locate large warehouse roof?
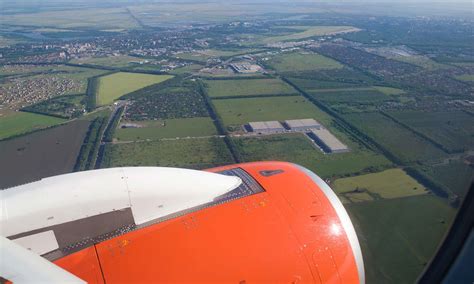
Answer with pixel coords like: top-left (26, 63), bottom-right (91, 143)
top-left (310, 128), bottom-right (349, 153)
top-left (285, 119), bottom-right (321, 129)
top-left (248, 121), bottom-right (285, 132)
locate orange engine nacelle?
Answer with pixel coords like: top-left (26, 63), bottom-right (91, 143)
top-left (52, 162), bottom-right (364, 284)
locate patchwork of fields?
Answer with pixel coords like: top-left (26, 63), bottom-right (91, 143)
top-left (342, 112), bottom-right (447, 163)
top-left (204, 78), bottom-right (296, 98)
top-left (262, 26), bottom-right (360, 44)
top-left (213, 96), bottom-right (333, 127)
top-left (0, 7), bottom-right (139, 30)
top-left (2, 16), bottom-right (472, 284)
top-left (387, 110), bottom-right (474, 153)
top-left (71, 55), bottom-right (149, 68)
top-left (175, 49), bottom-right (261, 62)
top-left (268, 52), bottom-right (343, 72)
top-left (233, 133), bottom-right (391, 179)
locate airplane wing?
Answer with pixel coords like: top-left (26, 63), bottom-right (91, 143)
top-left (0, 162), bottom-right (364, 283)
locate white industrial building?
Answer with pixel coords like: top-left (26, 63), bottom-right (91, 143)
top-left (309, 128), bottom-right (349, 153)
top-left (230, 62), bottom-right (262, 74)
top-left (248, 121), bottom-right (286, 133)
top-left (284, 119), bottom-right (321, 131)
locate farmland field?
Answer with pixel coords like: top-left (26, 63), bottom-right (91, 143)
top-left (287, 77), bottom-right (364, 90)
top-left (388, 110), bottom-right (474, 152)
top-left (204, 78), bottom-right (296, 98)
top-left (70, 55), bottom-right (149, 68)
top-left (343, 112), bottom-right (447, 163)
top-left (212, 96), bottom-right (333, 127)
top-left (115, 117), bottom-right (217, 141)
top-left (101, 138), bottom-right (234, 169)
top-left (175, 49), bottom-right (260, 62)
top-left (419, 161), bottom-right (474, 198)
top-left (347, 195), bottom-right (455, 284)
top-left (308, 88), bottom-right (392, 104)
top-left (455, 74), bottom-right (474, 82)
top-left (96, 72), bottom-right (173, 105)
top-left (169, 64), bottom-right (203, 75)
top-left (0, 111), bottom-right (65, 140)
top-left (333, 168), bottom-right (427, 200)
top-left (267, 52), bottom-right (343, 72)
top-left (233, 133), bottom-right (392, 179)
top-left (391, 55), bottom-right (450, 70)
top-left (262, 26), bottom-right (360, 43)
top-left (372, 86), bottom-right (405, 95)
top-left (0, 8), bottom-right (139, 30)
top-left (0, 120), bottom-right (90, 189)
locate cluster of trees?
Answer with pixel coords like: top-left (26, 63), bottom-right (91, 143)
top-left (103, 106), bottom-right (124, 142)
top-left (316, 45), bottom-right (420, 78)
top-left (22, 94), bottom-right (86, 119)
top-left (123, 79), bottom-right (209, 121)
top-left (74, 117), bottom-right (107, 171)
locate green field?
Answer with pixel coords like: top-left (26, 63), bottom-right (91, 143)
top-left (268, 52), bottom-right (343, 72)
top-left (305, 86), bottom-right (404, 96)
top-left (70, 55), bottom-right (149, 68)
top-left (334, 168), bottom-right (427, 201)
top-left (388, 110), bottom-right (474, 153)
top-left (419, 161), bottom-right (474, 198)
top-left (262, 26), bottom-right (360, 43)
top-left (115, 117), bottom-right (217, 141)
top-left (233, 133), bottom-right (391, 179)
top-left (343, 112), bottom-right (447, 163)
top-left (175, 49), bottom-right (261, 62)
top-left (392, 55), bottom-right (450, 70)
top-left (287, 77), bottom-right (363, 90)
top-left (102, 137), bottom-right (234, 169)
top-left (372, 86), bottom-right (406, 95)
top-left (0, 8), bottom-right (139, 29)
top-left (213, 96), bottom-right (333, 127)
top-left (96, 72), bottom-right (173, 105)
top-left (308, 88), bottom-right (392, 104)
top-left (0, 111), bottom-right (65, 140)
top-left (456, 74), bottom-right (474, 82)
top-left (347, 195), bottom-right (455, 284)
top-left (205, 78), bottom-right (296, 98)
top-left (169, 64), bottom-right (203, 75)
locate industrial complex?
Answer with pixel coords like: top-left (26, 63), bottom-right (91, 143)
top-left (245, 118), bottom-right (349, 154)
top-left (229, 62), bottom-right (263, 74)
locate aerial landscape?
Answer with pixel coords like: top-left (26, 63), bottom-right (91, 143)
top-left (0, 0), bottom-right (473, 283)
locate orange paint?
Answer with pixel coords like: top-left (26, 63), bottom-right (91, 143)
top-left (54, 246), bottom-right (104, 284)
top-left (54, 162), bottom-right (361, 283)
